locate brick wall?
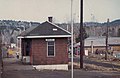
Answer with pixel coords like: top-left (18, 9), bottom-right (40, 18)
top-left (30, 38), bottom-right (68, 65)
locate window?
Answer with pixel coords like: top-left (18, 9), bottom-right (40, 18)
top-left (47, 39), bottom-right (55, 57)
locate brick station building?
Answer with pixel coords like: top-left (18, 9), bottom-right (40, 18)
top-left (18, 18), bottom-right (71, 70)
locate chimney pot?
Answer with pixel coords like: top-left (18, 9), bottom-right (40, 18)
top-left (48, 17), bottom-right (53, 22)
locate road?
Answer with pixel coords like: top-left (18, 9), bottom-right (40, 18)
top-left (2, 57), bottom-right (120, 78)
top-left (2, 69), bottom-right (120, 78)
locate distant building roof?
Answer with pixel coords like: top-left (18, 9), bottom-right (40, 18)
top-left (85, 37), bottom-right (106, 47)
top-left (74, 37), bottom-right (120, 47)
top-left (18, 21), bottom-right (71, 38)
top-left (108, 37), bottom-right (120, 46)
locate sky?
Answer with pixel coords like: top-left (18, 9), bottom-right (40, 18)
top-left (0, 0), bottom-right (120, 23)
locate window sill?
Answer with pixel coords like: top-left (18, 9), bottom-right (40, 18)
top-left (47, 56), bottom-right (55, 57)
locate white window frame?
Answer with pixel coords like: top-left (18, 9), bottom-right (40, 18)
top-left (46, 39), bottom-right (55, 57)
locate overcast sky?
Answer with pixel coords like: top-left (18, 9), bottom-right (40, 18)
top-left (0, 0), bottom-right (120, 23)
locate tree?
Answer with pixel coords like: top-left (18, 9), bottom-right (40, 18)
top-left (10, 37), bottom-right (15, 43)
top-left (117, 28), bottom-right (120, 37)
top-left (75, 27), bottom-right (89, 43)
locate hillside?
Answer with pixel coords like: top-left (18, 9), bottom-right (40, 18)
top-left (0, 19), bottom-right (120, 44)
top-left (85, 19), bottom-right (120, 37)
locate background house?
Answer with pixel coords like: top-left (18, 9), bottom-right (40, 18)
top-left (74, 37), bottom-right (120, 55)
top-left (18, 17), bottom-right (71, 70)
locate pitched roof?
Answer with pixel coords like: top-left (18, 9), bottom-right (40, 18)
top-left (74, 37), bottom-right (120, 47)
top-left (84, 37), bottom-right (106, 47)
top-left (18, 21), bottom-right (71, 38)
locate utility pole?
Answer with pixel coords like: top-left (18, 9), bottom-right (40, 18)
top-left (0, 31), bottom-right (3, 78)
top-left (80, 0), bottom-right (84, 69)
top-left (71, 0), bottom-right (74, 78)
top-left (105, 19), bottom-right (109, 60)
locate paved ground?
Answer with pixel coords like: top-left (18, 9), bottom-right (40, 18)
top-left (3, 58), bottom-right (34, 71)
top-left (2, 57), bottom-right (120, 78)
top-left (2, 69), bottom-right (120, 78)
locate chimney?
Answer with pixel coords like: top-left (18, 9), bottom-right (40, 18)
top-left (48, 17), bottom-right (53, 22)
